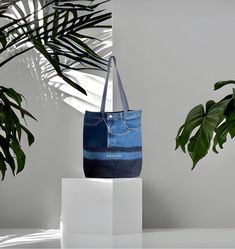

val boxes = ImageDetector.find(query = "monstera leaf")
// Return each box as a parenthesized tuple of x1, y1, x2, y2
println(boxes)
(0, 86, 36, 180)
(176, 81, 235, 169)
(0, 0, 111, 95)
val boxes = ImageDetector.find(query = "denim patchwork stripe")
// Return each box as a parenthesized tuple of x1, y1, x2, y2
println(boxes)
(83, 158, 142, 178)
(84, 150, 142, 160)
(83, 146, 142, 152)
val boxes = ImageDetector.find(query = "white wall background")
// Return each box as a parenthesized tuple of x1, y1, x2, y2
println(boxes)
(113, 0, 235, 228)
(1, 0, 235, 229)
(0, 50, 85, 228)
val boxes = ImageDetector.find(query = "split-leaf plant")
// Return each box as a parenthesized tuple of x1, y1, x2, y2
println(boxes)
(176, 80, 235, 169)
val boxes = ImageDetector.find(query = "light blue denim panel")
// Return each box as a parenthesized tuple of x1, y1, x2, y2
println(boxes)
(84, 150, 142, 160)
(106, 110, 142, 148)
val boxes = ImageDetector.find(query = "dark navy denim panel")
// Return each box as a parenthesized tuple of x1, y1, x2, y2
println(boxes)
(83, 112, 107, 148)
(83, 158, 142, 178)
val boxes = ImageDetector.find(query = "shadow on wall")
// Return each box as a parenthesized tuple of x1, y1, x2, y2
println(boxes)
(48, 29, 112, 113)
(143, 183, 178, 228)
(1, 0, 113, 114)
(18, 30, 112, 114)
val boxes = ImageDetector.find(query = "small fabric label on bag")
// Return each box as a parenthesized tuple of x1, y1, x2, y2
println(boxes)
(106, 154, 122, 158)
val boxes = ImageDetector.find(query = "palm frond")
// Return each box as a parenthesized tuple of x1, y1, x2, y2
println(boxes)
(0, 0, 112, 94)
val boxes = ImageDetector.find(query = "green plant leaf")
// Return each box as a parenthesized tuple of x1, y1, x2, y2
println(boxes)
(0, 134, 15, 176)
(0, 151, 7, 180)
(9, 101, 37, 121)
(0, 104, 5, 123)
(0, 31, 7, 48)
(176, 81, 235, 168)
(187, 100, 229, 169)
(3, 87, 23, 107)
(34, 40, 87, 95)
(20, 124, 35, 146)
(4, 106, 19, 140)
(52, 10, 59, 39)
(176, 99, 230, 169)
(0, 86, 36, 180)
(214, 80, 235, 90)
(175, 104, 205, 152)
(226, 108, 235, 138)
(206, 100, 215, 113)
(11, 139, 26, 174)
(233, 88, 235, 100)
(213, 122, 228, 153)
(15, 122, 22, 142)
(224, 98, 234, 116)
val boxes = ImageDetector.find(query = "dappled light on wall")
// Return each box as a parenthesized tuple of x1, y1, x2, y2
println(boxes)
(50, 30, 112, 113)
(0, 0, 112, 113)
(49, 70, 112, 113)
(44, 29, 113, 113)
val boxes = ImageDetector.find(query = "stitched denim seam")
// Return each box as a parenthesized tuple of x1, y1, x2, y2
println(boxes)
(124, 120, 141, 130)
(102, 116, 141, 135)
(107, 125, 110, 148)
(105, 119, 132, 136)
(84, 119, 103, 126)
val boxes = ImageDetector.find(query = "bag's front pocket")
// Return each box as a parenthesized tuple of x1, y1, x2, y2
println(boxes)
(108, 116, 142, 147)
(125, 117, 141, 130)
(108, 116, 141, 136)
(108, 120, 131, 135)
(109, 126, 142, 147)
(125, 111, 142, 129)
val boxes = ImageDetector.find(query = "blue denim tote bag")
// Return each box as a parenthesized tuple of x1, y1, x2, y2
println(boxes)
(83, 56, 142, 178)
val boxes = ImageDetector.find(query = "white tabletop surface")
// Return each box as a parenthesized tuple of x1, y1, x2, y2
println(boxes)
(0, 228, 235, 248)
(0, 229, 235, 248)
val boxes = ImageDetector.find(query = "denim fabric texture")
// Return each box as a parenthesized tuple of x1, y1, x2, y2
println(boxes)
(83, 56, 142, 178)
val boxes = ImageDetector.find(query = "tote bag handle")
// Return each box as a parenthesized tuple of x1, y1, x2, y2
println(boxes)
(101, 56, 129, 114)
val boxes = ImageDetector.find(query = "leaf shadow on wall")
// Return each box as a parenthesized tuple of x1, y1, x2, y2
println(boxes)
(17, 28, 112, 114)
(0, 0, 113, 114)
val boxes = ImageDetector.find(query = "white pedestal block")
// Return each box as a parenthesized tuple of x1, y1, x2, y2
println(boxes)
(61, 178, 142, 235)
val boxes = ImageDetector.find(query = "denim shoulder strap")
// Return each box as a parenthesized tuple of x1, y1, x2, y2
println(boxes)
(101, 56, 129, 114)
